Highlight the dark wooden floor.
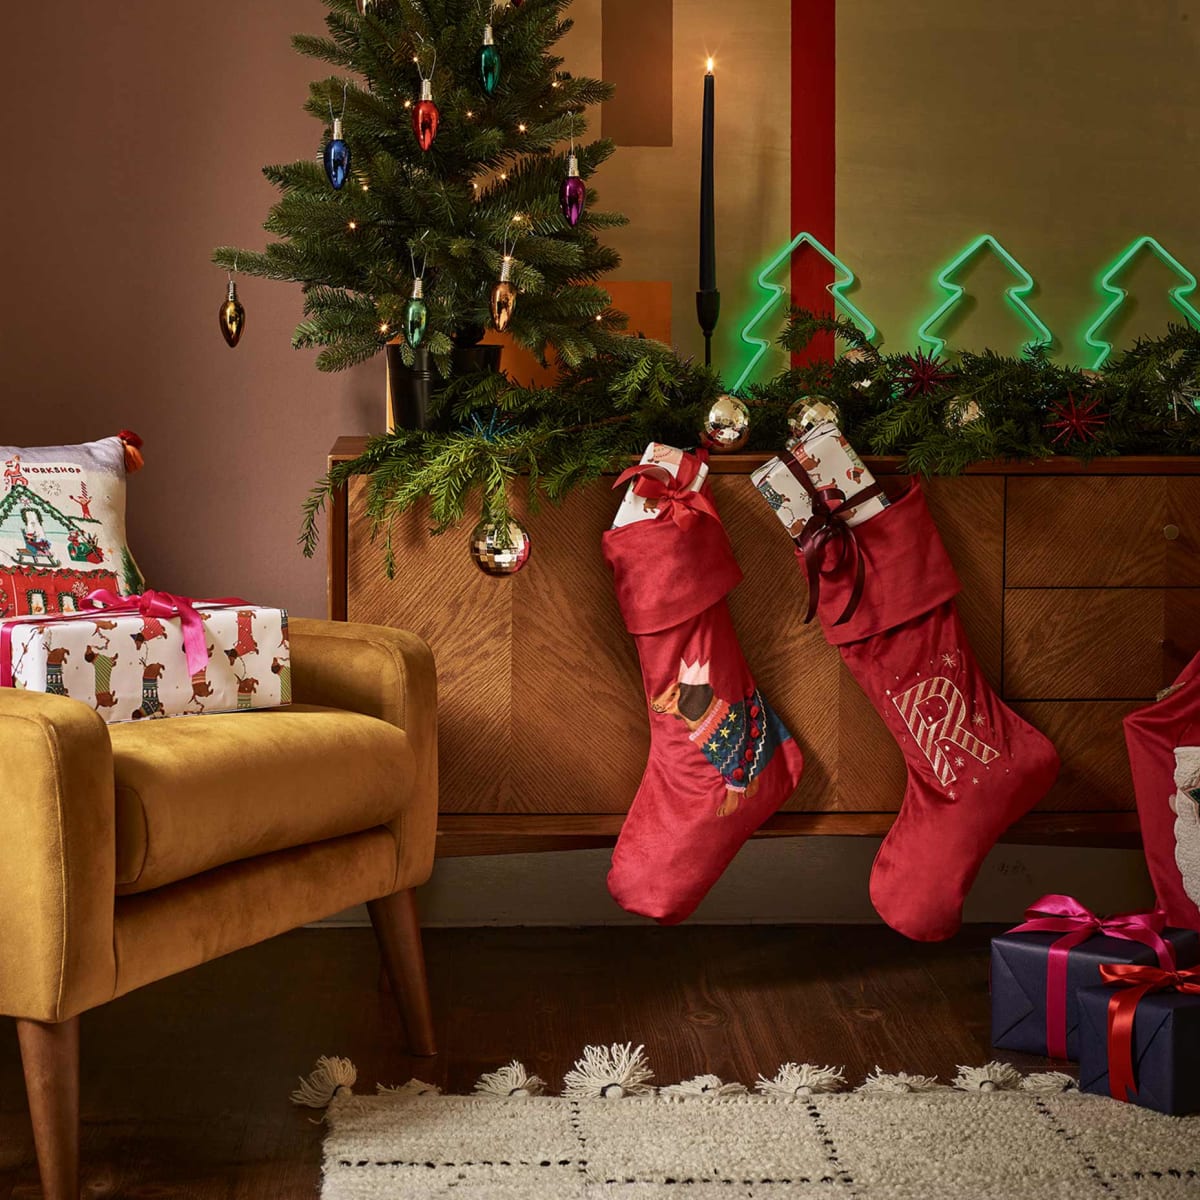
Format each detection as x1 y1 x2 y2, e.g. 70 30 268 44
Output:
0 924 1045 1199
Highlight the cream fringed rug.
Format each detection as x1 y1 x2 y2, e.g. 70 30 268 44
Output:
296 1048 1200 1199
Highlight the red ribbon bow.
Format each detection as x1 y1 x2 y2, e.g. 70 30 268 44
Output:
1007 894 1175 1060
612 450 719 530
83 589 246 678
783 458 885 626
1099 962 1200 1102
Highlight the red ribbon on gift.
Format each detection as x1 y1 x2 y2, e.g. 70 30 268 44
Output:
1007 894 1176 1060
1099 962 1200 1102
783 458 885 627
612 450 719 530
83 589 246 678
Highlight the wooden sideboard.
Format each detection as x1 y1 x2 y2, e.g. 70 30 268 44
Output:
329 442 1200 857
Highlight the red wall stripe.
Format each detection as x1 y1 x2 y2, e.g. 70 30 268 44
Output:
791 0 837 364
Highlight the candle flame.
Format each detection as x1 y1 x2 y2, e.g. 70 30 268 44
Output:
706 57 715 74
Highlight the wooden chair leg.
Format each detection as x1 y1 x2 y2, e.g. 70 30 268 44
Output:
16 1016 80 1200
368 888 436 1057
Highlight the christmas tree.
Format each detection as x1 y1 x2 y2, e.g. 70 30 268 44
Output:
214 0 630 374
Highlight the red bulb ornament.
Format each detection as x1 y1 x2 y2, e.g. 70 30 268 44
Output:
413 79 440 151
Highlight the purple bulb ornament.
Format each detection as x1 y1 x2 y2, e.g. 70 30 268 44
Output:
560 153 586 227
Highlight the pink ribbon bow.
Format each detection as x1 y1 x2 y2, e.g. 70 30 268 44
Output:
83 589 246 678
612 451 719 530
1007 893 1175 1060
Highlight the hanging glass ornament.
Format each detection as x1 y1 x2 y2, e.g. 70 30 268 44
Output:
355 0 373 15
219 276 245 348
490 256 518 331
405 278 428 348
701 395 751 452
413 78 440 150
479 24 501 96
786 397 841 443
323 117 351 190
945 396 982 429
559 115 586 227
470 515 531 576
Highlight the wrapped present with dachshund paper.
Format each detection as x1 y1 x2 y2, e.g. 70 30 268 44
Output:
1078 964 1200 1116
0 590 291 723
990 894 1199 1060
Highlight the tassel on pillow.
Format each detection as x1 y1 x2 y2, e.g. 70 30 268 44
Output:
117 429 144 474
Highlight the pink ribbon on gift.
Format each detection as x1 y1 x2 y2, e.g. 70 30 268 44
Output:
81 589 246 678
612 450 719 530
1007 893 1176 1060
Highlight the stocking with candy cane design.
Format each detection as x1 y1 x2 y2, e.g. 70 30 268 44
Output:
603 451 805 923
799 481 1060 941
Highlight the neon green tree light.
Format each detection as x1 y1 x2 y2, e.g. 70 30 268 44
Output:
733 233 875 392
916 235 1053 358
1082 236 1200 369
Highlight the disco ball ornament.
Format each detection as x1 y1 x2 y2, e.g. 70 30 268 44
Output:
701 394 751 452
786 397 841 443
469 517 531 576
946 396 982 428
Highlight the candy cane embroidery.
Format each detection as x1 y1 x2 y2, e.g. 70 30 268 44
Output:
893 676 999 787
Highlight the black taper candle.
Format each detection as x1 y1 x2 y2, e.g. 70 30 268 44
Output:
697 61 720 367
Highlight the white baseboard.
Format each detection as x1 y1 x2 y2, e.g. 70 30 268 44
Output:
313 838 1154 927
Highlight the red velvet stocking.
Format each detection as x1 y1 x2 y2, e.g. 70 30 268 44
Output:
811 484 1060 941
603 468 804 924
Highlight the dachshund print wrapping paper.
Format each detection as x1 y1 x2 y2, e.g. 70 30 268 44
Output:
1 604 290 723
602 450 804 924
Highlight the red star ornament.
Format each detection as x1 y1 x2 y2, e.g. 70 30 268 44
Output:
898 349 956 398
1045 391 1107 446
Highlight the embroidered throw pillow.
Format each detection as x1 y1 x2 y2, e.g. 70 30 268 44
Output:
0 434 144 618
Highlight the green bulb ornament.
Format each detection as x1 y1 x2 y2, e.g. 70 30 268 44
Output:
479 25 501 96
405 278 428 348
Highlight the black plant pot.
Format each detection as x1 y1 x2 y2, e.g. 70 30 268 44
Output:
386 342 503 431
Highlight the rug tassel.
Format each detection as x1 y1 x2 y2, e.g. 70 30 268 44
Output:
291 1056 357 1108
953 1062 1023 1092
1020 1071 1078 1094
563 1043 654 1099
660 1074 748 1099
756 1064 847 1098
376 1079 441 1097
474 1061 548 1098
857 1067 942 1094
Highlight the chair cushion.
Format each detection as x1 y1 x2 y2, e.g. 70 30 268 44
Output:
109 704 414 895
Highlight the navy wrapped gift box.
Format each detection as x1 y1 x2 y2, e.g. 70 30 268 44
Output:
990 926 1199 1060
1078 983 1200 1116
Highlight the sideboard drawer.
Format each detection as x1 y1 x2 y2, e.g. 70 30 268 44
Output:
1004 588 1200 699
1007 477 1200 588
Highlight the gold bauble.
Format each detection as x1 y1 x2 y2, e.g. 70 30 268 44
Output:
219 280 245 348
470 517 532 576
786 396 841 442
946 396 982 428
701 394 751 452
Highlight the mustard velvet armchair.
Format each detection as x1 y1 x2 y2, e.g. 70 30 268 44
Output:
0 617 438 1199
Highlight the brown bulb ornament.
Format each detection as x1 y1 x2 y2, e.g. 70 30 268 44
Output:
219 279 245 348
490 255 518 331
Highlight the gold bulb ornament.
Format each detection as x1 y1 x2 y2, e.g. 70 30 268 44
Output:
701 395 752 452
470 516 532 577
946 396 982 428
219 279 245 348
786 397 841 443
490 255 518 331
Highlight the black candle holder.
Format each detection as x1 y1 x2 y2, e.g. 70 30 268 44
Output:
696 288 721 368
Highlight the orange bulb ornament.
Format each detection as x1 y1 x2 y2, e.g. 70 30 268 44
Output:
219 278 245 348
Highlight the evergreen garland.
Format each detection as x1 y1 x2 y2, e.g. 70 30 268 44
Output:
300 314 1200 569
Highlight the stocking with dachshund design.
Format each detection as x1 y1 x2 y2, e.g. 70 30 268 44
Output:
801 483 1060 942
602 451 804 924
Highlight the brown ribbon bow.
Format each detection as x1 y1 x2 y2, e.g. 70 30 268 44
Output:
784 457 885 626
612 450 719 530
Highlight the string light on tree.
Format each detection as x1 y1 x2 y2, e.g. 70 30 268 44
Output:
413 42 439 151
560 113 586 227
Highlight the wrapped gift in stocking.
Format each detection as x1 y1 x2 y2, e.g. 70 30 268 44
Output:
602 452 804 923
795 476 1060 941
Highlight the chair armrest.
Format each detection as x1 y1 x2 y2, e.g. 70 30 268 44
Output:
0 690 116 1022
288 619 437 889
